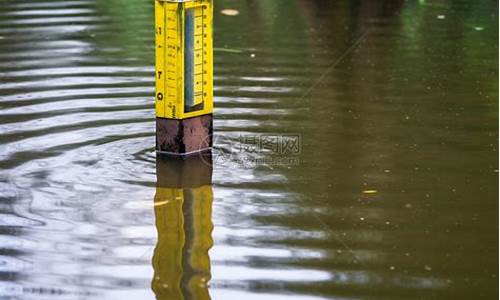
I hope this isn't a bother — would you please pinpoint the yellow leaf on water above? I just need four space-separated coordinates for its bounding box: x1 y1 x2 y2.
221 9 239 16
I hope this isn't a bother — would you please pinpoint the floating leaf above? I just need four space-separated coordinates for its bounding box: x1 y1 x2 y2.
221 9 239 16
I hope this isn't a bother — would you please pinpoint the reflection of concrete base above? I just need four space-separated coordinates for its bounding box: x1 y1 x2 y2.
156 114 213 155
156 152 213 189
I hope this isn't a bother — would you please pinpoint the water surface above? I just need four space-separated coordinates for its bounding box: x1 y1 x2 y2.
0 0 498 299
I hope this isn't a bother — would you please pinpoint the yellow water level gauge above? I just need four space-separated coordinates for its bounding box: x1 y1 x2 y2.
155 0 214 155
155 0 213 120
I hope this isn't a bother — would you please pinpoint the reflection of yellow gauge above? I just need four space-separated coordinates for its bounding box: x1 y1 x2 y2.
155 0 214 119
152 154 214 300
153 186 213 300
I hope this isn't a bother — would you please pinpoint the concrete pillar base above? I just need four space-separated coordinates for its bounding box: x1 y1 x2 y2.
156 114 213 156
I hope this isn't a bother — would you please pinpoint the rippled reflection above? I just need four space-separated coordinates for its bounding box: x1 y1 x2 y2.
153 154 214 300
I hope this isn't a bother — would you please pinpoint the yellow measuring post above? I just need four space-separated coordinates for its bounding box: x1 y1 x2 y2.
155 0 213 120
155 0 214 155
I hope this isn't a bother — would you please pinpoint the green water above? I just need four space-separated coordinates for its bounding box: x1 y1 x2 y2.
0 0 498 299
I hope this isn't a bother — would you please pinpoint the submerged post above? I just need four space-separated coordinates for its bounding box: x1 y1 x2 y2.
155 0 214 155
